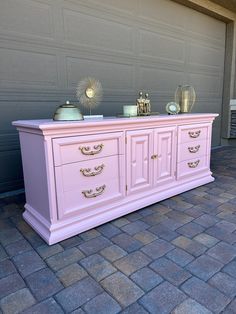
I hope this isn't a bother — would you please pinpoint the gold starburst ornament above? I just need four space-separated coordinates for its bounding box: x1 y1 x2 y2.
76 77 103 117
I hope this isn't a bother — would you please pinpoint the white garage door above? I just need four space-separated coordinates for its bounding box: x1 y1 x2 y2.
0 0 226 192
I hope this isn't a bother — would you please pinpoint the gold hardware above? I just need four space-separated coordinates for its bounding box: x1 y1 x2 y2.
188 160 200 168
151 154 158 159
188 130 201 138
82 184 106 198
79 143 104 155
136 91 151 116
188 145 200 153
126 185 128 191
80 164 105 177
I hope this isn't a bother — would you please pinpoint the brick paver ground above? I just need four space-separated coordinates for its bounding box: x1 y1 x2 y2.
1 147 236 313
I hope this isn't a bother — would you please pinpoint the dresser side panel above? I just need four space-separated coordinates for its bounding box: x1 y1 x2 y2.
19 132 53 222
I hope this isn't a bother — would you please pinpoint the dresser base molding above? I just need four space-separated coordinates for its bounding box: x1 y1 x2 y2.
23 174 214 245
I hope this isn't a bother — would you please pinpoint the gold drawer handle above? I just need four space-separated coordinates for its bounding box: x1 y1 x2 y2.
188 145 200 153
82 184 106 198
188 130 201 138
188 160 200 168
80 164 105 177
79 144 104 155
151 154 158 159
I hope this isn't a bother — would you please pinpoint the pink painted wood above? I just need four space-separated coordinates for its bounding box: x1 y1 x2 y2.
126 129 153 195
153 126 176 187
177 156 210 179
178 139 208 162
53 132 124 166
55 154 125 219
13 114 218 244
178 123 210 143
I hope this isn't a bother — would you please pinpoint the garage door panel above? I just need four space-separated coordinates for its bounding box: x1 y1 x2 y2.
189 43 225 68
139 29 185 62
188 9 226 41
189 73 222 96
86 0 137 15
140 67 185 91
0 0 54 39
0 48 58 88
212 125 221 146
66 57 135 91
63 8 134 53
196 100 223 112
0 102 59 132
140 0 187 29
0 150 23 191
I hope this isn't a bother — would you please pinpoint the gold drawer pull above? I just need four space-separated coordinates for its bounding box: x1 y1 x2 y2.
151 154 158 159
188 145 200 153
188 160 200 168
79 144 104 155
80 164 105 177
82 184 106 198
188 130 201 138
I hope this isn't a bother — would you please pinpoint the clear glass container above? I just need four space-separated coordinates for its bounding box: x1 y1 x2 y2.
175 85 196 113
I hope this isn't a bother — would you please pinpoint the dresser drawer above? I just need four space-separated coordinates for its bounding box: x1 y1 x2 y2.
53 132 124 166
178 123 210 144
177 156 209 179
178 140 208 162
55 155 125 219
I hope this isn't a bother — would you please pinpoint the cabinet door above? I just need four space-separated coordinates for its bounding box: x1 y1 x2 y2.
126 129 153 195
153 126 176 187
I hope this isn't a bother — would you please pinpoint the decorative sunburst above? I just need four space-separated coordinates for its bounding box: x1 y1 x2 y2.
76 77 103 115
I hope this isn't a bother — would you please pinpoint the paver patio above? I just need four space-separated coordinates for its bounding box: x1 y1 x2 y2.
1 146 236 313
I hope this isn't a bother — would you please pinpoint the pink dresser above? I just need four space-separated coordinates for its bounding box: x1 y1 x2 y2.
13 113 218 244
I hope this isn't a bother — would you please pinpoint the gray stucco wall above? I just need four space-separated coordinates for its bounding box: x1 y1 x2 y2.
0 0 230 192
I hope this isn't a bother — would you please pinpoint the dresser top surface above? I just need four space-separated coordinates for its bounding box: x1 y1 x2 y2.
13 113 219 131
